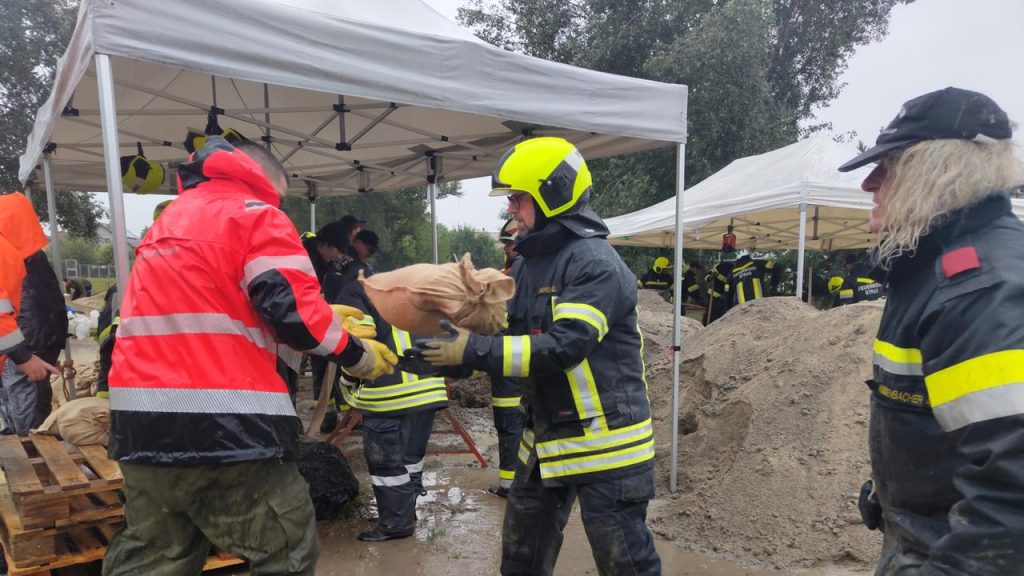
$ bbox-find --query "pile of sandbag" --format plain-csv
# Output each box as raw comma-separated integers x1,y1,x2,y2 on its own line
34,396,110,446
360,253,513,336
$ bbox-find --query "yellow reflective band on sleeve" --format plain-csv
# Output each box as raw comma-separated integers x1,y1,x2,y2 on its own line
733,261,754,273
553,301,609,341
873,339,923,376
839,289,854,298
765,261,775,269
539,439,655,480
499,468,516,480
926,349,1024,430
857,277,876,284
502,335,531,377
491,396,521,408
687,284,699,293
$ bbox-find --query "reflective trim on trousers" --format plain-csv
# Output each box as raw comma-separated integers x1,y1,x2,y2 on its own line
406,459,424,474
240,255,317,294
539,440,655,480
119,313,274,353
536,418,653,459
503,336,531,378
492,396,521,409
370,473,411,487
109,387,296,416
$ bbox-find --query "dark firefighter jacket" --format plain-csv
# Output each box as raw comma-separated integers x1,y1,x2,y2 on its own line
335,262,448,417
638,268,671,290
869,193,1024,575
17,251,68,354
707,261,733,306
462,209,654,487
729,255,779,305
108,138,366,465
834,264,883,307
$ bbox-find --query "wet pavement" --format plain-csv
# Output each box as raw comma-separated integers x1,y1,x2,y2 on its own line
296,458,869,576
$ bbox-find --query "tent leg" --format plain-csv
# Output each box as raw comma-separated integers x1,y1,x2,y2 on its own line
428,182,439,264
95,54,130,305
309,198,317,232
42,156,62,281
670,142,686,494
796,203,807,300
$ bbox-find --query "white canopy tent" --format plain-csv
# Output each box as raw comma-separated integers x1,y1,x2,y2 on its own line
606,135,1024,297
19,0,695,489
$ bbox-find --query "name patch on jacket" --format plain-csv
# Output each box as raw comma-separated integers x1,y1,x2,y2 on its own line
941,247,980,278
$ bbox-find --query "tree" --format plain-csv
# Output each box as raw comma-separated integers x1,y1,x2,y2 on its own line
438,225,504,269
1,0,106,238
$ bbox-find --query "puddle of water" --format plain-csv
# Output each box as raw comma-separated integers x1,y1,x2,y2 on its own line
303,457,872,576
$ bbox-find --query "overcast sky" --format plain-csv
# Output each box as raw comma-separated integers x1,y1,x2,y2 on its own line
108,0,1024,237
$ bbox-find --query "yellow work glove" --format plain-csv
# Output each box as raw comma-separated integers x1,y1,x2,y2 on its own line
344,338,398,381
331,304,376,340
419,321,471,366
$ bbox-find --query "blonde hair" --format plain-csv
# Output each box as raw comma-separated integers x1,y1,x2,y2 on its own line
877,136,1023,265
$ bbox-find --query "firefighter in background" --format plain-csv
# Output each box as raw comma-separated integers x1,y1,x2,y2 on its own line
489,219,526,497
837,87,1024,572
728,251,780,305
831,253,883,307
333,261,448,542
638,256,672,289
704,251,735,324
419,137,661,575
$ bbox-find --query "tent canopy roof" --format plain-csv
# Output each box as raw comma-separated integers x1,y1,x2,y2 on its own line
606,135,1024,251
20,0,688,196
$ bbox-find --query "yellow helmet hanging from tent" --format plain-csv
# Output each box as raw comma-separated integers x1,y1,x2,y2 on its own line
489,137,592,218
119,143,165,194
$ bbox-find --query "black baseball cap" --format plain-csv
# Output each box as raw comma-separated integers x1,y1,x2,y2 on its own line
355,229,379,252
838,87,1012,172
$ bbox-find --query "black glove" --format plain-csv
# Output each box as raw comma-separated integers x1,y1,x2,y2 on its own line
858,479,882,531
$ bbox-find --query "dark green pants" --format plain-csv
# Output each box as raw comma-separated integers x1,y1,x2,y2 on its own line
103,459,317,576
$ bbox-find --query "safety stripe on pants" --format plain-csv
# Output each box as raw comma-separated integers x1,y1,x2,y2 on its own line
110,387,297,416
370,473,411,487
491,396,521,409
406,459,424,474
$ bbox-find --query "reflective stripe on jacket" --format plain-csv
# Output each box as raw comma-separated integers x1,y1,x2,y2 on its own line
467,220,654,486
109,138,359,465
729,256,778,305
869,193,1024,573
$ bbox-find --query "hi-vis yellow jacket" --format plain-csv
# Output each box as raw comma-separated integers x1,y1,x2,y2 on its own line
464,215,654,486
868,193,1024,573
335,262,448,416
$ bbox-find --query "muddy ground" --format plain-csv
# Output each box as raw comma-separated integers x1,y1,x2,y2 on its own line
62,291,884,575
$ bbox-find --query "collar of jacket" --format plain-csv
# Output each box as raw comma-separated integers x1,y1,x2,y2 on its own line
176,137,281,207
514,205,610,258
888,192,1011,281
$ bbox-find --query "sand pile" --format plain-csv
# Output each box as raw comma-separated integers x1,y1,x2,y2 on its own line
641,296,884,570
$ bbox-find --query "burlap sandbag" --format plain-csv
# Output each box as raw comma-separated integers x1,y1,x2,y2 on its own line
33,397,111,446
360,253,514,336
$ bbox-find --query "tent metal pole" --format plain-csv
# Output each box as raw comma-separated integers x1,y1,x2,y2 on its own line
428,182,439,264
796,203,808,300
42,156,62,281
95,54,130,306
263,83,272,151
670,142,686,494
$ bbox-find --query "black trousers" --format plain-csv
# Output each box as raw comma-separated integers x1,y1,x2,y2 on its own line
501,462,661,576
362,410,436,532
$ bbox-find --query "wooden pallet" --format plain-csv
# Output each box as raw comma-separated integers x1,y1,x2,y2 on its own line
1,522,244,576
